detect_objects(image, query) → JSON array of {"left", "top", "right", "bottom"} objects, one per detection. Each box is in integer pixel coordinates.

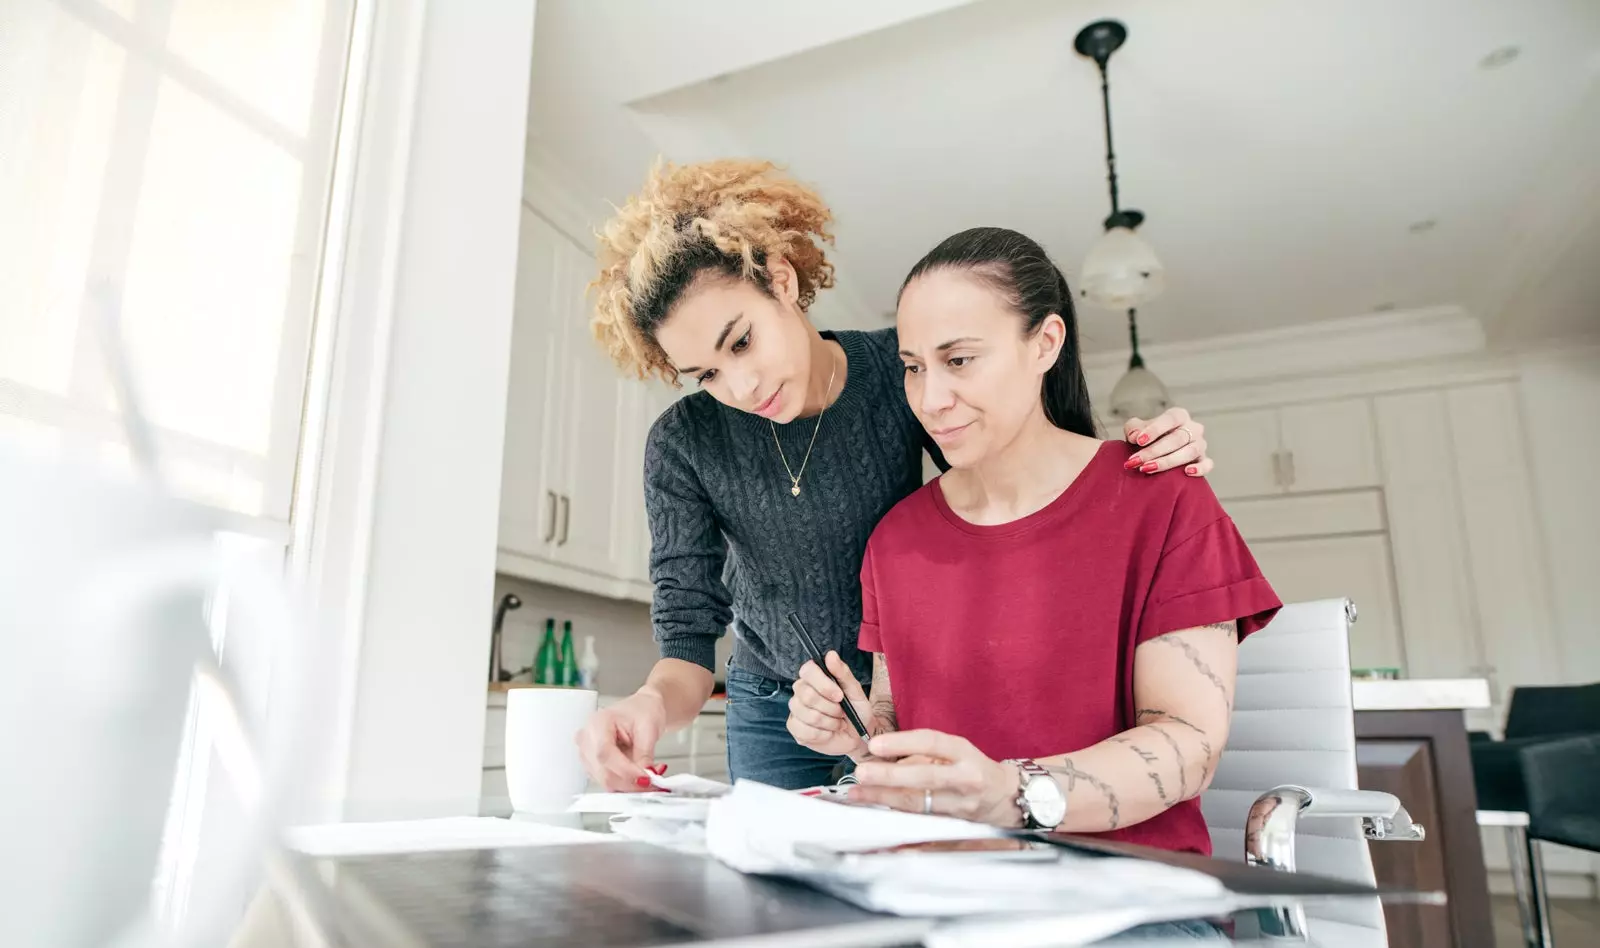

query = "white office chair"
[{"left": 1201, "top": 598, "right": 1426, "bottom": 947}]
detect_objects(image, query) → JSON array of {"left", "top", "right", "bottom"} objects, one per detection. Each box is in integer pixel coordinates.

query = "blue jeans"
[{"left": 725, "top": 668, "right": 857, "bottom": 789}]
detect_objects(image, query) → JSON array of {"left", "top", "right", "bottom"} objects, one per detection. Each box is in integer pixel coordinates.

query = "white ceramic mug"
[{"left": 505, "top": 687, "right": 600, "bottom": 812}]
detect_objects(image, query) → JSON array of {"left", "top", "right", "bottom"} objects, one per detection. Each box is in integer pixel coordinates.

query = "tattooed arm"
[
  {"left": 851, "top": 621, "right": 1238, "bottom": 830},
  {"left": 1024, "top": 620, "right": 1237, "bottom": 830}
]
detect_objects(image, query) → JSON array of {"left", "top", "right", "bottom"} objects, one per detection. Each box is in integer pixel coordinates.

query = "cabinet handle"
[
  {"left": 543, "top": 491, "right": 558, "bottom": 543},
  {"left": 1284, "top": 451, "right": 1296, "bottom": 489},
  {"left": 558, "top": 494, "right": 571, "bottom": 546},
  {"left": 1270, "top": 452, "right": 1284, "bottom": 489}
]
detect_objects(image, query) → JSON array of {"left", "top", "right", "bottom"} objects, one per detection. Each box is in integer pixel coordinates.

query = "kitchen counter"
[
  {"left": 1351, "top": 678, "right": 1491, "bottom": 711},
  {"left": 1353, "top": 679, "right": 1494, "bottom": 948}
]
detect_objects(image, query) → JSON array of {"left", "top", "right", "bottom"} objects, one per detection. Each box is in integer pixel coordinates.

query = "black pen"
[{"left": 786, "top": 611, "right": 872, "bottom": 741}]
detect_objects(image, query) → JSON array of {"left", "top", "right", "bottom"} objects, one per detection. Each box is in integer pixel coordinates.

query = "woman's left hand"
[
  {"left": 851, "top": 730, "right": 1024, "bottom": 828},
  {"left": 1122, "top": 407, "right": 1212, "bottom": 478}
]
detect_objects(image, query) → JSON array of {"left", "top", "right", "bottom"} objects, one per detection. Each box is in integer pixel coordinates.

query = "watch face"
[{"left": 1024, "top": 776, "right": 1068, "bottom": 827}]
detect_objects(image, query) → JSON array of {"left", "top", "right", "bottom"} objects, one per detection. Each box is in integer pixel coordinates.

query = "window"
[
  {"left": 0, "top": 0, "right": 359, "bottom": 924},
  {"left": 0, "top": 0, "right": 354, "bottom": 528}
]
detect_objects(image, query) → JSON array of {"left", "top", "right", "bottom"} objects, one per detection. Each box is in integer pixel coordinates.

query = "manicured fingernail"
[
  {"left": 1137, "top": 433, "right": 1151, "bottom": 446},
  {"left": 651, "top": 763, "right": 668, "bottom": 775},
  {"left": 1141, "top": 462, "right": 1159, "bottom": 474},
  {"left": 1124, "top": 455, "right": 1142, "bottom": 469},
  {"left": 1186, "top": 466, "right": 1198, "bottom": 475},
  {"left": 635, "top": 776, "right": 652, "bottom": 788}
]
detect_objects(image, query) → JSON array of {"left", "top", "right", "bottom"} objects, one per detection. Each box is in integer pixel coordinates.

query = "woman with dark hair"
[
  {"left": 787, "top": 228, "right": 1281, "bottom": 863},
  {"left": 575, "top": 160, "right": 1229, "bottom": 794}
]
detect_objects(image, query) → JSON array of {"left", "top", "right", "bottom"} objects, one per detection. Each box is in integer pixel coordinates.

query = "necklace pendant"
[{"left": 790, "top": 484, "right": 801, "bottom": 497}]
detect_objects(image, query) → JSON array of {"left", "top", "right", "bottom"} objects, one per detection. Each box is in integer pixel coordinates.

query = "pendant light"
[
  {"left": 1108, "top": 308, "right": 1171, "bottom": 423},
  {"left": 1074, "top": 19, "right": 1165, "bottom": 309},
  {"left": 1075, "top": 20, "right": 1169, "bottom": 423}
]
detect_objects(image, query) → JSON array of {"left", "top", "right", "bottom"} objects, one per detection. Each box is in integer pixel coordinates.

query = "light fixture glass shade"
[
  {"left": 1109, "top": 364, "right": 1171, "bottom": 424},
  {"left": 1079, "top": 226, "right": 1166, "bottom": 309}
]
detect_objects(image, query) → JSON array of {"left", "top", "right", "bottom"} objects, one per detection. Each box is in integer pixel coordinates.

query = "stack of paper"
[
  {"left": 705, "top": 781, "right": 1231, "bottom": 922},
  {"left": 566, "top": 773, "right": 736, "bottom": 849}
]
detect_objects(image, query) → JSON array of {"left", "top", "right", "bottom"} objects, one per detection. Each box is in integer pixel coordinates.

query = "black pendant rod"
[
  {"left": 1098, "top": 61, "right": 1120, "bottom": 218},
  {"left": 1127, "top": 309, "right": 1145, "bottom": 369},
  {"left": 1075, "top": 20, "right": 1142, "bottom": 231}
]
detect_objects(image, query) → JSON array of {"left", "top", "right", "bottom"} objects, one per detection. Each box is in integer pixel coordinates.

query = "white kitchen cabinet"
[
  {"left": 497, "top": 210, "right": 562, "bottom": 558},
  {"left": 613, "top": 379, "right": 680, "bottom": 601},
  {"left": 1278, "top": 399, "right": 1381, "bottom": 494},
  {"left": 1373, "top": 391, "right": 1488, "bottom": 685},
  {"left": 1200, "top": 409, "right": 1281, "bottom": 499},
  {"left": 1202, "top": 399, "right": 1380, "bottom": 499},
  {"left": 1444, "top": 383, "right": 1560, "bottom": 707},
  {"left": 1249, "top": 533, "right": 1406, "bottom": 672},
  {"left": 497, "top": 208, "right": 632, "bottom": 592}
]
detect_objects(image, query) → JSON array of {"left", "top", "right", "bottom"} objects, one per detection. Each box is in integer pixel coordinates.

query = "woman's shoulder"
[
  {"left": 645, "top": 391, "right": 721, "bottom": 463},
  {"left": 838, "top": 328, "right": 903, "bottom": 376},
  {"left": 1094, "top": 439, "right": 1230, "bottom": 541},
  {"left": 864, "top": 479, "right": 941, "bottom": 551}
]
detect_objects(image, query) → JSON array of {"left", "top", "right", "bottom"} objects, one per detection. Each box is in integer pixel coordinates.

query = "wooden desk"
[{"left": 1356, "top": 698, "right": 1494, "bottom": 948}]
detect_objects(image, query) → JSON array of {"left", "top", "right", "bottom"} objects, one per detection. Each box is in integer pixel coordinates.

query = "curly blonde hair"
[{"left": 590, "top": 159, "right": 836, "bottom": 383}]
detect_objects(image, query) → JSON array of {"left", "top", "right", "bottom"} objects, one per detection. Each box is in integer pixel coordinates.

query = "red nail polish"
[
  {"left": 1137, "top": 433, "right": 1151, "bottom": 446},
  {"left": 1186, "top": 466, "right": 1198, "bottom": 475},
  {"left": 635, "top": 776, "right": 652, "bottom": 788},
  {"left": 1141, "top": 462, "right": 1159, "bottom": 474},
  {"left": 1124, "top": 455, "right": 1142, "bottom": 469},
  {"left": 652, "top": 763, "right": 668, "bottom": 775}
]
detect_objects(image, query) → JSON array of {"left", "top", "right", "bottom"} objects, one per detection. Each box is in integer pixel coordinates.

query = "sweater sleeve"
[{"left": 644, "top": 405, "right": 731, "bottom": 671}]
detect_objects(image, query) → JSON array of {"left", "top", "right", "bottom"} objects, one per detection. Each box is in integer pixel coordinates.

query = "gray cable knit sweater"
[{"left": 643, "top": 328, "right": 935, "bottom": 685}]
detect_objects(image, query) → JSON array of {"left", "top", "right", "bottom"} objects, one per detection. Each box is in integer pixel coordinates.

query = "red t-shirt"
[{"left": 858, "top": 440, "right": 1281, "bottom": 855}]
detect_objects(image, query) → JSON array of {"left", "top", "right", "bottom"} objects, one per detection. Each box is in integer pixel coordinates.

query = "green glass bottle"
[
  {"left": 559, "top": 620, "right": 581, "bottom": 687},
  {"left": 534, "top": 618, "right": 561, "bottom": 685}
]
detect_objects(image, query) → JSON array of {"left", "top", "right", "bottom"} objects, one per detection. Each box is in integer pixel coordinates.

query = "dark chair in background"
[{"left": 1469, "top": 684, "right": 1600, "bottom": 948}]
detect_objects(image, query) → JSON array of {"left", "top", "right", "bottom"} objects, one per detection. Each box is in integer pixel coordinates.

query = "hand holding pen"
[{"left": 787, "top": 648, "right": 878, "bottom": 759}]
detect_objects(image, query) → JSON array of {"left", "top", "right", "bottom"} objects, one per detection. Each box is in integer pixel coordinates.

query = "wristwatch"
[{"left": 1004, "top": 758, "right": 1067, "bottom": 829}]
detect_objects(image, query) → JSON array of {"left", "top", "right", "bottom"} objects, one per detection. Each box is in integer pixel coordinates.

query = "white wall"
[
  {"left": 1516, "top": 345, "right": 1600, "bottom": 685},
  {"left": 335, "top": 0, "right": 537, "bottom": 821}
]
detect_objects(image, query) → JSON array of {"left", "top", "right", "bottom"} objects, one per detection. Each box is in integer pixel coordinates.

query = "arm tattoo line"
[
  {"left": 1046, "top": 759, "right": 1121, "bottom": 830},
  {"left": 868, "top": 654, "right": 897, "bottom": 737},
  {"left": 1121, "top": 742, "right": 1174, "bottom": 807},
  {"left": 1136, "top": 708, "right": 1208, "bottom": 737},
  {"left": 1145, "top": 723, "right": 1190, "bottom": 800},
  {"left": 1137, "top": 710, "right": 1220, "bottom": 786},
  {"left": 869, "top": 699, "right": 898, "bottom": 737},
  {"left": 1151, "top": 633, "right": 1234, "bottom": 710}
]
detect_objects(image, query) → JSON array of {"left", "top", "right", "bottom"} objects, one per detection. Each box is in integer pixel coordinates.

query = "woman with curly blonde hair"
[{"left": 575, "top": 159, "right": 1215, "bottom": 792}]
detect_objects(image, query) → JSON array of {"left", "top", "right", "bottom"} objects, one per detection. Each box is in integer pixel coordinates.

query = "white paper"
[
  {"left": 285, "top": 817, "right": 612, "bottom": 856},
  {"left": 704, "top": 781, "right": 1227, "bottom": 925},
  {"left": 648, "top": 772, "right": 733, "bottom": 796},
  {"left": 706, "top": 780, "right": 1004, "bottom": 874},
  {"left": 567, "top": 792, "right": 713, "bottom": 822}
]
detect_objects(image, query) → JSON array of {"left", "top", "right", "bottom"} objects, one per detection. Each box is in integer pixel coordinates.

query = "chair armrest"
[
  {"left": 1245, "top": 786, "right": 1425, "bottom": 875},
  {"left": 1285, "top": 785, "right": 1399, "bottom": 819}
]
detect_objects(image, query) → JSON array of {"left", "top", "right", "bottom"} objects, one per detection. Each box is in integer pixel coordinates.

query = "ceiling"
[{"left": 527, "top": 0, "right": 1600, "bottom": 353}]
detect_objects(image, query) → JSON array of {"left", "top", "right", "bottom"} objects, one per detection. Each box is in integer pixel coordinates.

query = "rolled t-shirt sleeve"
[
  {"left": 858, "top": 542, "right": 883, "bottom": 654},
  {"left": 1139, "top": 481, "right": 1282, "bottom": 644},
  {"left": 645, "top": 407, "right": 731, "bottom": 671}
]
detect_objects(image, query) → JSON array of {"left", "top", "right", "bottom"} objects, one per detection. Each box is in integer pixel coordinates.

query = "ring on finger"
[
  {"left": 1180, "top": 425, "right": 1194, "bottom": 447},
  {"left": 923, "top": 789, "right": 933, "bottom": 814}
]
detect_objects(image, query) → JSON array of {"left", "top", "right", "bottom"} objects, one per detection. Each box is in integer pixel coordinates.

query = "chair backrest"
[
  {"left": 1504, "top": 683, "right": 1600, "bottom": 741},
  {"left": 1201, "top": 598, "right": 1387, "bottom": 941}
]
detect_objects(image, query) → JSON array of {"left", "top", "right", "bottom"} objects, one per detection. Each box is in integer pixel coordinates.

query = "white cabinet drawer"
[{"left": 1226, "top": 490, "right": 1386, "bottom": 542}]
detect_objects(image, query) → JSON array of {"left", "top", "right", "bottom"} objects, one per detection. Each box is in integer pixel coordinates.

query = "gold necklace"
[{"left": 769, "top": 350, "right": 839, "bottom": 498}]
